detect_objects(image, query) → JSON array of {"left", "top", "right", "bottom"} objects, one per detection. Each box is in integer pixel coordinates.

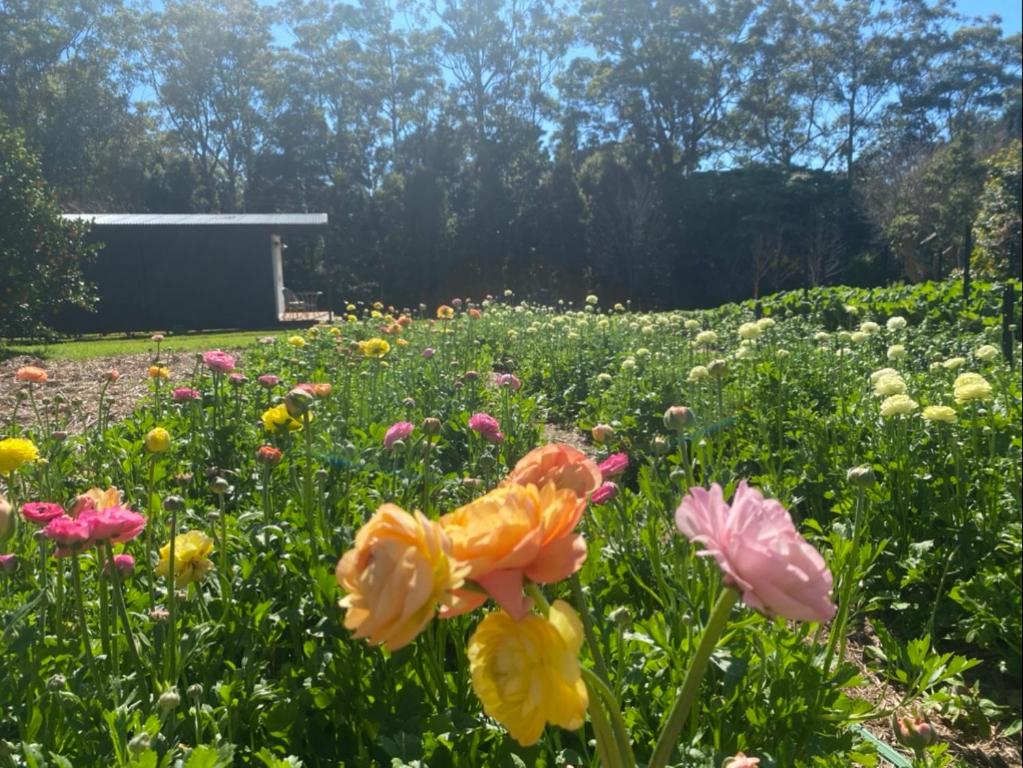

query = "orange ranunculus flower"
[
  {"left": 501, "top": 444, "right": 602, "bottom": 501},
  {"left": 70, "top": 486, "right": 124, "bottom": 517},
  {"left": 439, "top": 482, "right": 587, "bottom": 619},
  {"left": 336, "top": 504, "right": 464, "bottom": 651},
  {"left": 311, "top": 382, "right": 332, "bottom": 398},
  {"left": 15, "top": 366, "right": 48, "bottom": 383}
]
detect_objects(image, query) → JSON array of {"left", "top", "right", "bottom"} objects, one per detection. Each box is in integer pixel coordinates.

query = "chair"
[{"left": 282, "top": 287, "right": 322, "bottom": 313}]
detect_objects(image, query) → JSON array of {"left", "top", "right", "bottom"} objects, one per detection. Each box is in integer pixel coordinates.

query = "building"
[{"left": 57, "top": 213, "right": 329, "bottom": 333}]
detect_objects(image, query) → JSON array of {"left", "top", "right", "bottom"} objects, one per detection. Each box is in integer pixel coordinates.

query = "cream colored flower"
[{"left": 881, "top": 394, "right": 919, "bottom": 418}]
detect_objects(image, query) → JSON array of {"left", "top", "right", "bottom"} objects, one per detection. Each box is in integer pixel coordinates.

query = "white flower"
[
  {"left": 942, "top": 357, "right": 966, "bottom": 370},
  {"left": 756, "top": 317, "right": 776, "bottom": 331},
  {"left": 859, "top": 321, "right": 880, "bottom": 334},
  {"left": 695, "top": 330, "right": 718, "bottom": 346},
  {"left": 886, "top": 316, "right": 907, "bottom": 331},
  {"left": 738, "top": 322, "right": 762, "bottom": 340},
  {"left": 881, "top": 394, "right": 919, "bottom": 418},
  {"left": 975, "top": 344, "right": 1000, "bottom": 362},
  {"left": 887, "top": 344, "right": 907, "bottom": 360}
]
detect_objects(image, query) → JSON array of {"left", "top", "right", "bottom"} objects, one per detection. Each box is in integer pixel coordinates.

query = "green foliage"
[
  {"left": 0, "top": 123, "right": 97, "bottom": 339},
  {"left": 973, "top": 140, "right": 1023, "bottom": 279}
]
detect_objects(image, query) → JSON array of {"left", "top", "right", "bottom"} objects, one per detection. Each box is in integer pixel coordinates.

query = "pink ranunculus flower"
[
  {"left": 675, "top": 482, "right": 836, "bottom": 623},
  {"left": 421, "top": 347, "right": 436, "bottom": 359},
  {"left": 0, "top": 553, "right": 18, "bottom": 573},
  {"left": 42, "top": 516, "right": 93, "bottom": 557},
  {"left": 21, "top": 501, "right": 66, "bottom": 526},
  {"left": 493, "top": 373, "right": 522, "bottom": 390},
  {"left": 78, "top": 506, "right": 146, "bottom": 544},
  {"left": 591, "top": 481, "right": 618, "bottom": 505},
  {"left": 258, "top": 374, "right": 280, "bottom": 389},
  {"left": 597, "top": 452, "right": 629, "bottom": 480},
  {"left": 228, "top": 373, "right": 247, "bottom": 386},
  {"left": 202, "top": 349, "right": 236, "bottom": 373},
  {"left": 383, "top": 421, "right": 415, "bottom": 450},
  {"left": 106, "top": 553, "right": 135, "bottom": 577},
  {"left": 469, "top": 412, "right": 504, "bottom": 443},
  {"left": 172, "top": 387, "right": 201, "bottom": 403}
]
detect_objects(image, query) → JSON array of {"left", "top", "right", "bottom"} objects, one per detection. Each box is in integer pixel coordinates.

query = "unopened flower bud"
[
  {"left": 0, "top": 495, "right": 13, "bottom": 543},
  {"left": 846, "top": 465, "right": 876, "bottom": 488},
  {"left": 163, "top": 495, "right": 186, "bottom": 512},
  {"left": 707, "top": 359, "right": 728, "bottom": 379},
  {"left": 46, "top": 673, "right": 67, "bottom": 691},
  {"left": 591, "top": 424, "right": 615, "bottom": 444},
  {"left": 284, "top": 388, "right": 314, "bottom": 418},
  {"left": 256, "top": 445, "right": 283, "bottom": 466},
  {"left": 651, "top": 435, "right": 671, "bottom": 455},
  {"left": 663, "top": 405, "right": 695, "bottom": 433},
  {"left": 158, "top": 689, "right": 181, "bottom": 713},
  {"left": 187, "top": 683, "right": 203, "bottom": 701},
  {"left": 892, "top": 711, "right": 938, "bottom": 754},
  {"left": 402, "top": 397, "right": 416, "bottom": 408},
  {"left": 52, "top": 430, "right": 68, "bottom": 442},
  {"left": 422, "top": 417, "right": 442, "bottom": 436},
  {"left": 128, "top": 733, "right": 151, "bottom": 755},
  {"left": 208, "top": 476, "right": 231, "bottom": 496}
]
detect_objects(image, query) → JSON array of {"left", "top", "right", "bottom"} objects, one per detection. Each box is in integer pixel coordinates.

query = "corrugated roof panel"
[{"left": 61, "top": 213, "right": 328, "bottom": 226}]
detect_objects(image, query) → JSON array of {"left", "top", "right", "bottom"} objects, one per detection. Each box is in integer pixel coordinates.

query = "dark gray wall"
[{"left": 54, "top": 225, "right": 282, "bottom": 333}]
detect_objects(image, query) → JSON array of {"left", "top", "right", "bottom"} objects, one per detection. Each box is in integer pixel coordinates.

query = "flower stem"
[
  {"left": 167, "top": 504, "right": 178, "bottom": 685},
  {"left": 570, "top": 573, "right": 612, "bottom": 687},
  {"left": 581, "top": 667, "right": 636, "bottom": 768},
  {"left": 71, "top": 552, "right": 97, "bottom": 680},
  {"left": 648, "top": 587, "right": 739, "bottom": 768}
]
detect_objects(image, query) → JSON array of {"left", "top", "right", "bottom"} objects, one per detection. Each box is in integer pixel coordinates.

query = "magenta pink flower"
[
  {"left": 384, "top": 421, "right": 415, "bottom": 450},
  {"left": 202, "top": 350, "right": 236, "bottom": 373},
  {"left": 78, "top": 506, "right": 146, "bottom": 544},
  {"left": 258, "top": 374, "right": 280, "bottom": 388},
  {"left": 598, "top": 452, "right": 629, "bottom": 480},
  {"left": 105, "top": 553, "right": 135, "bottom": 577},
  {"left": 675, "top": 482, "right": 836, "bottom": 623},
  {"left": 0, "top": 553, "right": 18, "bottom": 573},
  {"left": 591, "top": 481, "right": 618, "bottom": 505},
  {"left": 21, "top": 501, "right": 66, "bottom": 526},
  {"left": 469, "top": 412, "right": 504, "bottom": 443},
  {"left": 172, "top": 387, "right": 201, "bottom": 403},
  {"left": 42, "top": 516, "right": 93, "bottom": 557}
]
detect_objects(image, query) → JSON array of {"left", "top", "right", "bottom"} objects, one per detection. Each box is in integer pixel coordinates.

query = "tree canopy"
[{"left": 1, "top": 0, "right": 1020, "bottom": 309}]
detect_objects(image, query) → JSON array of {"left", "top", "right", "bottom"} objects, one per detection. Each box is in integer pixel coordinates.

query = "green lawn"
[{"left": 1, "top": 329, "right": 278, "bottom": 361}]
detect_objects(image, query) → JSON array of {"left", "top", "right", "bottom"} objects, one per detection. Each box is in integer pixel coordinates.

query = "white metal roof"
[{"left": 61, "top": 213, "right": 328, "bottom": 226}]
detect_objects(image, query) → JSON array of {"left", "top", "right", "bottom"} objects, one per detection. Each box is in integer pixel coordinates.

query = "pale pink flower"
[
  {"left": 591, "top": 481, "right": 618, "bottom": 505},
  {"left": 257, "top": 374, "right": 280, "bottom": 388},
  {"left": 78, "top": 506, "right": 146, "bottom": 543},
  {"left": 384, "top": 421, "right": 415, "bottom": 450},
  {"left": 172, "top": 387, "right": 201, "bottom": 403},
  {"left": 494, "top": 373, "right": 522, "bottom": 390},
  {"left": 421, "top": 347, "right": 436, "bottom": 359},
  {"left": 469, "top": 412, "right": 504, "bottom": 443},
  {"left": 598, "top": 452, "right": 628, "bottom": 480},
  {"left": 724, "top": 753, "right": 760, "bottom": 768},
  {"left": 228, "top": 373, "right": 247, "bottom": 386},
  {"left": 202, "top": 350, "right": 236, "bottom": 373},
  {"left": 675, "top": 482, "right": 836, "bottom": 623},
  {"left": 0, "top": 553, "right": 18, "bottom": 573}
]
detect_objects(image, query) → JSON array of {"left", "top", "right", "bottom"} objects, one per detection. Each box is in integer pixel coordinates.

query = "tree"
[
  {"left": 973, "top": 140, "right": 1022, "bottom": 279},
  {"left": 0, "top": 123, "right": 97, "bottom": 339}
]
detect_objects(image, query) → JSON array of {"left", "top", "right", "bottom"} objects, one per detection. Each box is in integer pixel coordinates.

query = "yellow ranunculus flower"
[
  {"left": 358, "top": 338, "right": 390, "bottom": 358},
  {"left": 261, "top": 403, "right": 305, "bottom": 433},
  {"left": 922, "top": 405, "right": 958, "bottom": 423},
  {"left": 148, "top": 365, "right": 170, "bottom": 379},
  {"left": 436, "top": 304, "right": 455, "bottom": 319},
  {"left": 0, "top": 437, "right": 39, "bottom": 475},
  {"left": 144, "top": 427, "right": 171, "bottom": 454},
  {"left": 156, "top": 530, "right": 214, "bottom": 587},
  {"left": 880, "top": 394, "right": 919, "bottom": 418},
  {"left": 287, "top": 335, "right": 307, "bottom": 348},
  {"left": 468, "top": 600, "right": 588, "bottom": 746},
  {"left": 953, "top": 372, "right": 992, "bottom": 404},
  {"left": 873, "top": 373, "right": 907, "bottom": 397}
]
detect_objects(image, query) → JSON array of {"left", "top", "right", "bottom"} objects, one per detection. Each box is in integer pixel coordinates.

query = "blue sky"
[{"left": 956, "top": 0, "right": 1021, "bottom": 31}]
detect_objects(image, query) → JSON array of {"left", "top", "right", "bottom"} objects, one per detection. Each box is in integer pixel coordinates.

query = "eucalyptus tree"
[{"left": 146, "top": 0, "right": 275, "bottom": 211}]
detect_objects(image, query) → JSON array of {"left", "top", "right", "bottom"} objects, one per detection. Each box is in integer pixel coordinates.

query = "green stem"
[
  {"left": 570, "top": 573, "right": 612, "bottom": 687},
  {"left": 585, "top": 674, "right": 621, "bottom": 768},
  {"left": 146, "top": 460, "right": 157, "bottom": 612},
  {"left": 581, "top": 667, "right": 636, "bottom": 768},
  {"left": 647, "top": 587, "right": 739, "bottom": 768},
  {"left": 167, "top": 506, "right": 178, "bottom": 685},
  {"left": 71, "top": 552, "right": 97, "bottom": 680}
]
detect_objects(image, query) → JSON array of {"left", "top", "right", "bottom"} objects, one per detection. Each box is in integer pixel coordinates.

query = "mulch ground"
[{"left": 1, "top": 352, "right": 198, "bottom": 432}]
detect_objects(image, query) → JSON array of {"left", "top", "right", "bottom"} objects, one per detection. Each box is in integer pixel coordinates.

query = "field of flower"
[{"left": 1, "top": 279, "right": 1020, "bottom": 768}]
